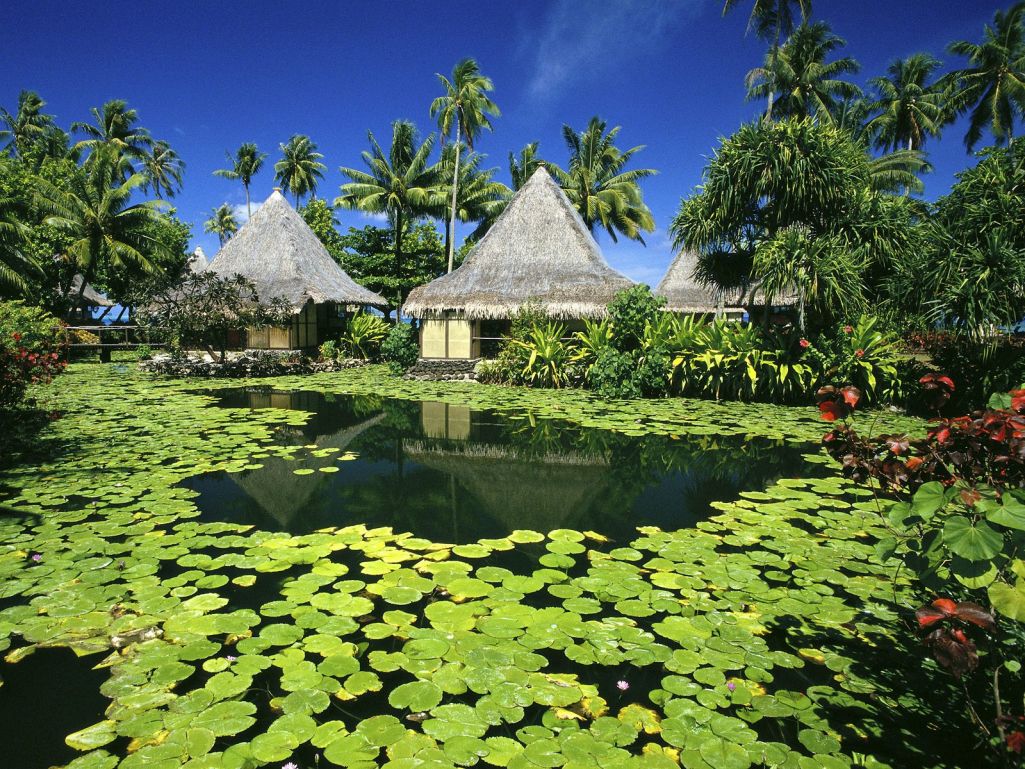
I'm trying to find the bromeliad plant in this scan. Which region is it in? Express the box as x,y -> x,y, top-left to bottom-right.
822,375 -> 1025,761
340,312 -> 390,361
510,320 -> 573,389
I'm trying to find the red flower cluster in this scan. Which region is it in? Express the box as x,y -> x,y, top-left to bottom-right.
816,385 -> 861,422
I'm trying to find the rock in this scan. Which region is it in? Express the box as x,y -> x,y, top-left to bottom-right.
403,358 -> 480,382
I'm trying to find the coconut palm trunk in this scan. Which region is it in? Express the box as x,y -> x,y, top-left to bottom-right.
394,210 -> 404,315
245,184 -> 252,219
447,121 -> 461,274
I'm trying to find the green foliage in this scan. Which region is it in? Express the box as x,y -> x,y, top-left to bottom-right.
318,339 -> 338,362
340,313 -> 390,361
509,321 -> 573,389
570,318 -> 614,379
380,323 -> 419,373
132,344 -> 153,361
586,347 -> 641,399
607,285 -> 664,352
807,316 -> 906,404
0,299 -> 65,407
274,134 -> 325,205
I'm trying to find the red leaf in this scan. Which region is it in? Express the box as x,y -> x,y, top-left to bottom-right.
953,602 -> 996,632
840,386 -> 861,409
819,401 -> 847,422
915,606 -> 948,629
931,598 -> 958,616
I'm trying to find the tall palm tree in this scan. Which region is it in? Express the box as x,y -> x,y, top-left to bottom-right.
214,142 -> 267,219
436,143 -> 511,244
723,0 -> 812,119
0,194 -> 37,295
0,90 -> 54,158
554,117 -> 656,243
430,58 -> 500,273
337,120 -> 444,308
947,3 -> 1025,150
142,140 -> 185,199
72,99 -> 152,177
204,203 -> 239,246
867,54 -> 950,152
509,142 -> 545,191
33,145 -> 165,305
274,134 -> 326,206
746,22 -> 861,123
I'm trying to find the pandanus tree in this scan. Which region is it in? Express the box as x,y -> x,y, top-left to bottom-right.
867,53 -> 950,152
430,58 -> 500,273
670,118 -> 919,331
204,203 -> 239,246
72,99 -> 152,178
723,0 -> 812,119
746,21 -> 862,123
554,117 -> 656,243
337,120 -> 444,309
142,140 -> 185,199
0,90 -> 54,159
946,2 -> 1025,150
33,145 -> 166,307
214,142 -> 267,219
274,134 -> 326,206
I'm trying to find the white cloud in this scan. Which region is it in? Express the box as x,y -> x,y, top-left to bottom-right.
360,211 -> 389,223
231,200 -> 262,224
523,0 -> 705,103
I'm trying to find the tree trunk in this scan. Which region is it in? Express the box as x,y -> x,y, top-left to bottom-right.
245,184 -> 251,220
394,210 -> 404,319
798,292 -> 806,334
447,122 -> 462,274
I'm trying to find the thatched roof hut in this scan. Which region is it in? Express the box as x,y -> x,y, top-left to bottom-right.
67,274 -> 113,307
655,251 -> 744,316
404,167 -> 633,321
208,190 -> 386,310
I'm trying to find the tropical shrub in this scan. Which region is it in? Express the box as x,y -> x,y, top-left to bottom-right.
822,380 -> 1025,760
493,302 -> 551,384
0,300 -> 66,408
381,322 -> 419,374
340,313 -> 390,360
607,284 -> 664,352
509,321 -> 573,389
570,318 -> 614,379
133,344 -> 153,361
318,339 -> 338,361
588,348 -> 642,399
807,316 -> 906,404
927,335 -> 1025,413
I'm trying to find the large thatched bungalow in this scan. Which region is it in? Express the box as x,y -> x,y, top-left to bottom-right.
207,190 -> 386,350
403,167 -> 634,360
655,251 -> 744,320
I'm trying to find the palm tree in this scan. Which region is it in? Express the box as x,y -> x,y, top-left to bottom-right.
0,90 -> 54,158
430,58 -> 500,273
337,120 -> 444,308
436,143 -> 511,244
142,140 -> 185,199
723,0 -> 812,118
509,142 -> 545,190
746,22 -> 862,123
72,99 -> 152,176
867,54 -> 950,152
946,3 -> 1025,150
554,117 -> 656,243
214,143 -> 267,219
33,145 -> 166,306
204,203 -> 239,246
0,194 -> 37,295
274,135 -> 326,206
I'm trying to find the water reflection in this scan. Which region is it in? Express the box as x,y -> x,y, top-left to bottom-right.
183,389 -> 822,543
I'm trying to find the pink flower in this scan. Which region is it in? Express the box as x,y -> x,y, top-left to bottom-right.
29,553 -> 42,563
727,681 -> 736,692
226,655 -> 237,662
799,339 -> 810,349
843,325 -> 853,334
616,680 -> 629,691
855,349 -> 865,358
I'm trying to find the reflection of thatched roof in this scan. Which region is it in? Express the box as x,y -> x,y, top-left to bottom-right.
403,441 -> 611,532
229,413 -> 384,527
402,439 -> 608,467
208,190 -> 387,310
188,247 -> 207,273
67,274 -> 113,307
403,167 -> 633,320
656,251 -> 743,314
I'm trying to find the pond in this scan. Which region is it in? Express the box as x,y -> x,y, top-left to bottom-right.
182,389 -> 823,543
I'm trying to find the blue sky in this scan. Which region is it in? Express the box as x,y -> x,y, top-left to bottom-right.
0,0 -> 1005,287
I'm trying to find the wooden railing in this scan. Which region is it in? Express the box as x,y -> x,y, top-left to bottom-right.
63,325 -> 168,362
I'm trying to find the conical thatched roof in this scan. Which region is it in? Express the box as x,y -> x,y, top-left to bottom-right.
187,247 -> 207,273
67,274 -> 113,307
656,251 -> 744,314
403,167 -> 633,320
208,190 -> 387,310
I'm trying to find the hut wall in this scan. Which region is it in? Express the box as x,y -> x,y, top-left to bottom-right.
420,402 -> 472,440
420,313 -> 479,360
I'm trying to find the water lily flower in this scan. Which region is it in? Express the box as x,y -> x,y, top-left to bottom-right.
29,553 -> 41,563
226,655 -> 237,662
282,762 -> 299,769
616,680 -> 629,691
727,681 -> 736,692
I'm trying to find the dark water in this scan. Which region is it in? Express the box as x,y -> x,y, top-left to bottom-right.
182,389 -> 822,543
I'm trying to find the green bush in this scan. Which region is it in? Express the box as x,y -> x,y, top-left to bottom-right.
509,321 -> 573,389
133,344 -> 154,361
0,300 -> 66,409
318,339 -> 338,361
588,348 -> 642,399
808,316 -> 906,404
494,302 -> 551,385
607,285 -> 665,352
381,323 -> 419,374
340,313 -> 390,360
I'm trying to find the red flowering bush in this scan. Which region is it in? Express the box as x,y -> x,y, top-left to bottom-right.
0,301 -> 67,409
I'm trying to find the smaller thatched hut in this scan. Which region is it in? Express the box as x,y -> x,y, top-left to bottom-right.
207,190 -> 387,350
403,167 -> 633,359
187,247 -> 207,274
655,251 -> 744,319
67,274 -> 113,310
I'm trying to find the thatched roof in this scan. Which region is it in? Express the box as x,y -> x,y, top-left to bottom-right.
187,247 -> 207,273
403,167 -> 633,320
67,274 -> 113,307
656,251 -> 744,314
208,190 -> 387,310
